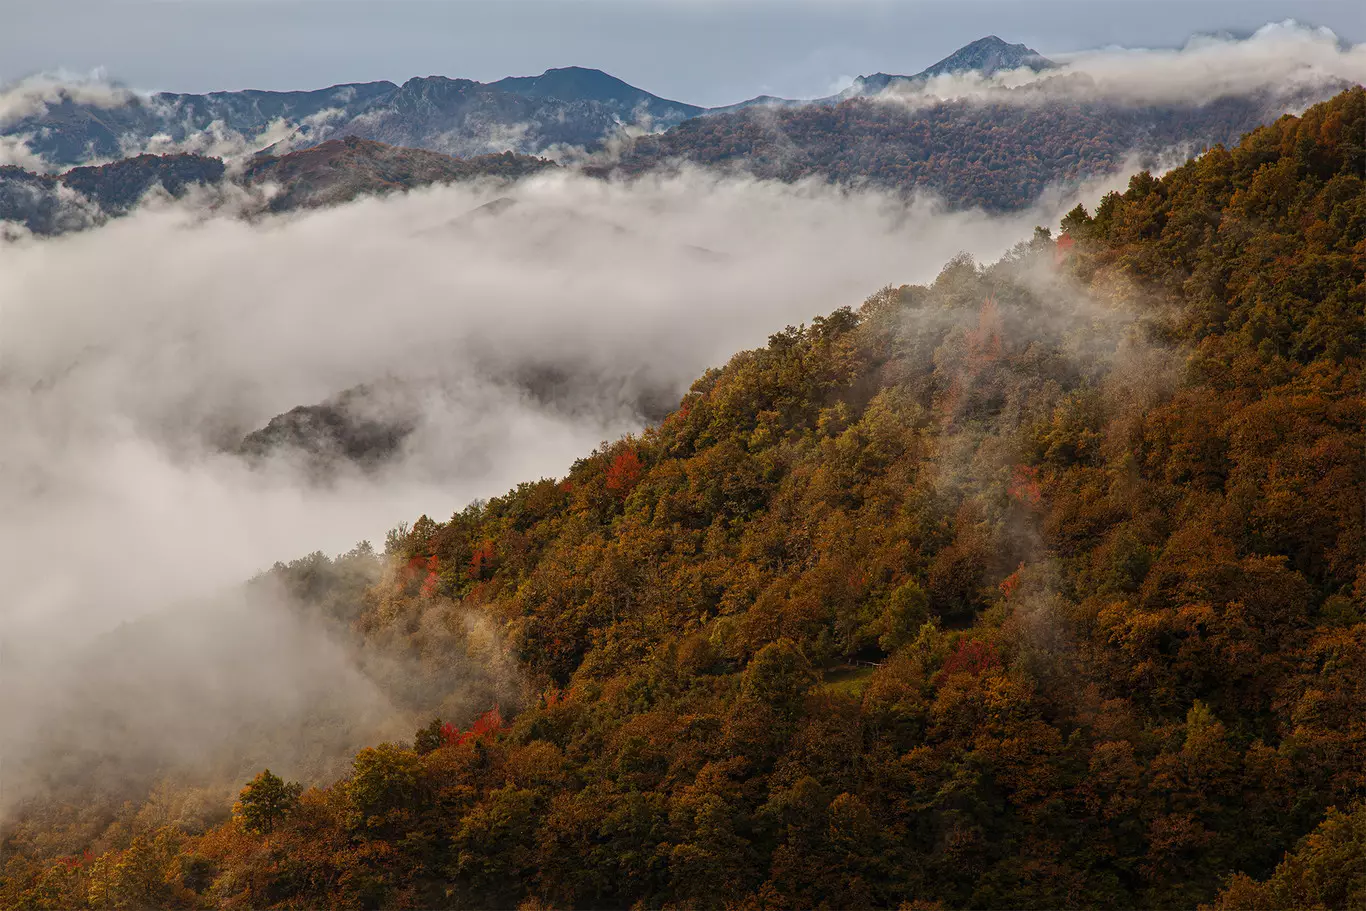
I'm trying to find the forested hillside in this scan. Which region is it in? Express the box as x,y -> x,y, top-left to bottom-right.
2,88 -> 1363,910
602,90 -> 1332,211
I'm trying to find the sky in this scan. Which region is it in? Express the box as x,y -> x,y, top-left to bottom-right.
3,0 -> 1364,107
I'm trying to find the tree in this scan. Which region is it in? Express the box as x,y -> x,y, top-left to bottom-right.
413,718 -> 444,755
234,769 -> 302,835
741,638 -> 817,718
605,448 -> 644,496
878,580 -> 930,653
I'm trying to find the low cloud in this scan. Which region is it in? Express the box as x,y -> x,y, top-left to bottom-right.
0,164 -> 1144,818
870,22 -> 1364,108
0,69 -> 134,128
0,132 -> 49,170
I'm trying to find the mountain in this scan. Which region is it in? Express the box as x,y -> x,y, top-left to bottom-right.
321,75 -> 626,158
599,90 -> 1298,211
0,166 -> 87,236
4,82 -> 398,168
704,94 -> 807,116
237,383 -> 419,477
4,86 -> 1361,910
713,36 -> 1056,112
0,37 -> 1054,170
489,66 -> 703,127
60,153 -> 227,214
1,68 -> 698,171
242,136 -> 557,211
0,154 -> 224,235
0,139 -> 556,235
838,36 -> 1055,100
917,34 -> 1054,78
3,34 -> 1351,222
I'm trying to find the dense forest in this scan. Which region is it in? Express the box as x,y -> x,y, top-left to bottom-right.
602,90 -> 1333,212
2,88 -> 1363,909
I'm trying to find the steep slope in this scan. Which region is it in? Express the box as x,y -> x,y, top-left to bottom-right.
2,88 -> 1360,910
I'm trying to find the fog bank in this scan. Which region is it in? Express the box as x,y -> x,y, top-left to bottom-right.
0,166 -> 1134,818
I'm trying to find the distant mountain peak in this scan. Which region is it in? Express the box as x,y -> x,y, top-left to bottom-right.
841,35 -> 1054,100
489,67 -> 703,121
916,35 -> 1055,78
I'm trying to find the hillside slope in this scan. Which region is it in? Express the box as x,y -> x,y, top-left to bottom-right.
1,89 -> 1362,910
604,89 -> 1330,211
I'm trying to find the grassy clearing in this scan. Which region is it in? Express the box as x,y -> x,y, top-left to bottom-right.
820,665 -> 877,697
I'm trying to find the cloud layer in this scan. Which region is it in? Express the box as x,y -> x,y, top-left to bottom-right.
0,167 -> 1140,817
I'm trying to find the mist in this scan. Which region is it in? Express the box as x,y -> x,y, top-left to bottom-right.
0,165 -> 1144,820
869,21 -> 1365,107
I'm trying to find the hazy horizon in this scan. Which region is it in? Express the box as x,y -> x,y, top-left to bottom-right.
5,0 -> 1364,107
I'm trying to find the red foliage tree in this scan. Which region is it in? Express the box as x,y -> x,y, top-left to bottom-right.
1054,232 -> 1075,264
605,448 -> 643,496
935,639 -> 1003,685
440,707 -> 507,747
467,541 -> 495,580
999,564 -> 1025,601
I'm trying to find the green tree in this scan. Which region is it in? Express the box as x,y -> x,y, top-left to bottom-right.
741,638 -> 817,718
234,769 -> 302,835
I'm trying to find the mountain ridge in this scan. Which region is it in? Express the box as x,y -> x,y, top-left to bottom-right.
1,65 -> 701,169
0,35 -> 1058,168
841,35 -> 1055,99
0,138 -> 557,234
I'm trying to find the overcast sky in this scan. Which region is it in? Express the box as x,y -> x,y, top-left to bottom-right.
5,0 -> 1364,107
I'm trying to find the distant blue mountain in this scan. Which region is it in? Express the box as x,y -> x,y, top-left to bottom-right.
838,36 -> 1055,100
2,36 -> 1057,170
705,95 -> 807,116
711,35 -> 1055,113
489,66 -> 703,126
2,68 -> 701,169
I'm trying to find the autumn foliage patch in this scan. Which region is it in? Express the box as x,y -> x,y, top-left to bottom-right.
604,448 -> 643,496
440,707 -> 506,747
